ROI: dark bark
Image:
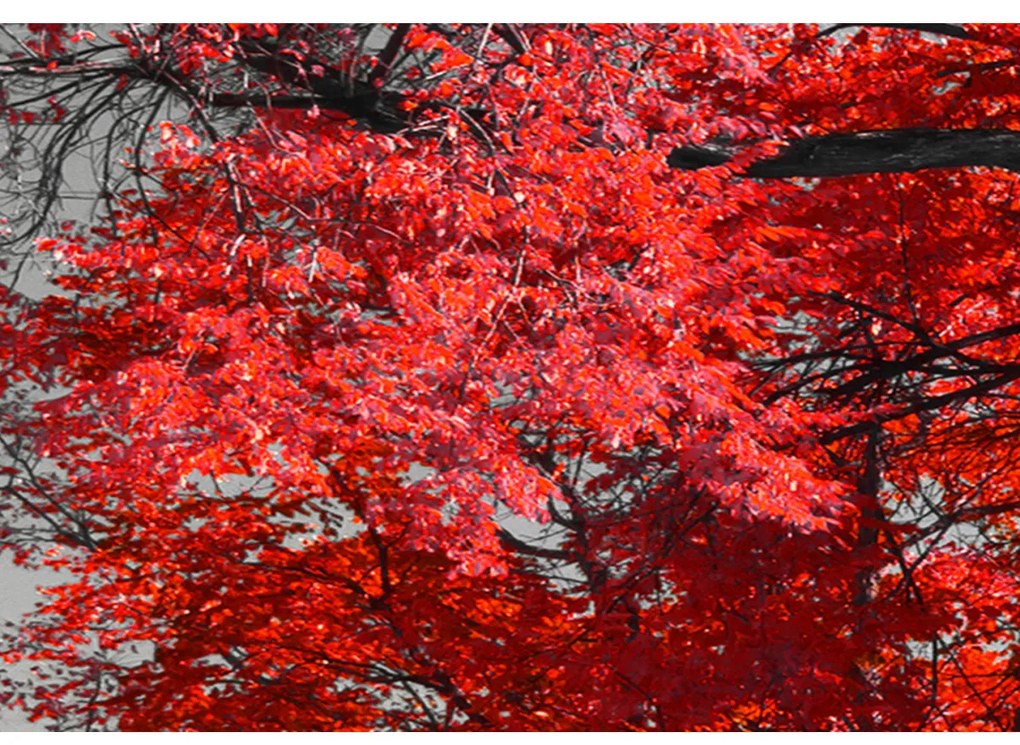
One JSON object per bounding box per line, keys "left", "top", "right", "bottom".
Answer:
{"left": 367, "top": 23, "right": 412, "bottom": 88}
{"left": 668, "top": 128, "right": 1020, "bottom": 178}
{"left": 492, "top": 24, "right": 530, "bottom": 55}
{"left": 818, "top": 24, "right": 972, "bottom": 41}
{"left": 820, "top": 366, "right": 1020, "bottom": 444}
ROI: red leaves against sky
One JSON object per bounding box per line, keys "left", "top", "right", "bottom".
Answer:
{"left": 3, "top": 23, "right": 1020, "bottom": 731}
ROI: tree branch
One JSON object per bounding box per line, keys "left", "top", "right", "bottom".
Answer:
{"left": 668, "top": 128, "right": 1020, "bottom": 178}
{"left": 818, "top": 24, "right": 972, "bottom": 41}
{"left": 820, "top": 367, "right": 1020, "bottom": 443}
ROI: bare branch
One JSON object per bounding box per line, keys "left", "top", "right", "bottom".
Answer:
{"left": 669, "top": 129, "right": 1020, "bottom": 178}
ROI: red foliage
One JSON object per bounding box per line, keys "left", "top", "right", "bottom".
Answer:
{"left": 2, "top": 23, "right": 1020, "bottom": 731}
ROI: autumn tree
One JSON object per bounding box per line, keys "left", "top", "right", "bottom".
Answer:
{"left": 2, "top": 22, "right": 1020, "bottom": 731}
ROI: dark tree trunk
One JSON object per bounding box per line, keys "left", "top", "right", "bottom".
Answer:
{"left": 668, "top": 128, "right": 1020, "bottom": 178}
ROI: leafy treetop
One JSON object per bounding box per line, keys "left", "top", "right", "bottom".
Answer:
{"left": 1, "top": 23, "right": 1020, "bottom": 731}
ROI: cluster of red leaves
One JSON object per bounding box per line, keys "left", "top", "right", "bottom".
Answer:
{"left": 3, "top": 23, "right": 1020, "bottom": 731}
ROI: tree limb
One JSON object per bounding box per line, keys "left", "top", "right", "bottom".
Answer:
{"left": 820, "top": 367, "right": 1020, "bottom": 443}
{"left": 818, "top": 24, "right": 972, "bottom": 41}
{"left": 668, "top": 128, "right": 1020, "bottom": 178}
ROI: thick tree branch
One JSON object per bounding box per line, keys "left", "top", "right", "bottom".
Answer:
{"left": 668, "top": 128, "right": 1020, "bottom": 178}
{"left": 820, "top": 367, "right": 1020, "bottom": 443}
{"left": 367, "top": 24, "right": 412, "bottom": 88}
{"left": 492, "top": 24, "right": 530, "bottom": 55}
{"left": 819, "top": 24, "right": 972, "bottom": 41}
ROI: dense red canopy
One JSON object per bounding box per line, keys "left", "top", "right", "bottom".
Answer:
{"left": 2, "top": 23, "right": 1020, "bottom": 730}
